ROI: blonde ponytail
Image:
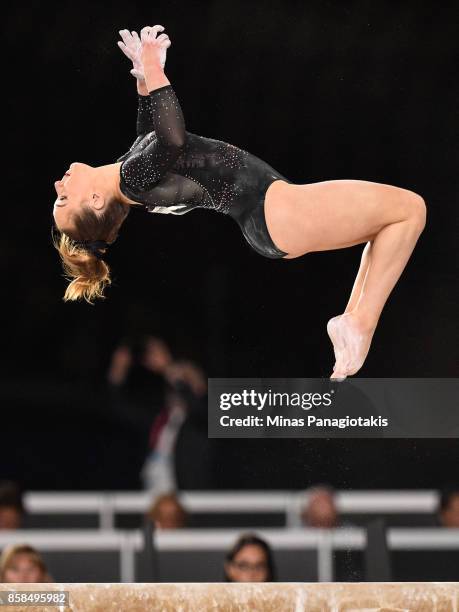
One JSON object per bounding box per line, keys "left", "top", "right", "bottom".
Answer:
{"left": 54, "top": 233, "right": 111, "bottom": 304}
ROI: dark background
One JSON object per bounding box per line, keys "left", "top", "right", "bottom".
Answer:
{"left": 2, "top": 1, "right": 458, "bottom": 490}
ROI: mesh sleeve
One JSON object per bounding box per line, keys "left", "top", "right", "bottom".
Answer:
{"left": 136, "top": 93, "right": 155, "bottom": 136}
{"left": 116, "top": 93, "right": 157, "bottom": 162}
{"left": 119, "top": 84, "right": 187, "bottom": 191}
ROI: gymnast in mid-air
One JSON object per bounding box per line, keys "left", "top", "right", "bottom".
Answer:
{"left": 52, "top": 25, "right": 426, "bottom": 380}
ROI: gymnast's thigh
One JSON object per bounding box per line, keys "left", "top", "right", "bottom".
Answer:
{"left": 264, "top": 178, "right": 414, "bottom": 255}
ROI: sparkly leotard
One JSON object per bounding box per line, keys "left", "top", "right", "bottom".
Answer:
{"left": 117, "top": 84, "right": 291, "bottom": 258}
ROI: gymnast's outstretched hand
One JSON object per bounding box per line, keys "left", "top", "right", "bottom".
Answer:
{"left": 140, "top": 26, "right": 171, "bottom": 72}
{"left": 117, "top": 25, "right": 170, "bottom": 80}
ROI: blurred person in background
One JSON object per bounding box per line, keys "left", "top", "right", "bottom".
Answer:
{"left": 0, "top": 481, "right": 24, "bottom": 531}
{"left": 138, "top": 344, "right": 193, "bottom": 493}
{"left": 140, "top": 383, "right": 187, "bottom": 494}
{"left": 224, "top": 533, "right": 275, "bottom": 582}
{"left": 106, "top": 334, "right": 171, "bottom": 487}
{"left": 107, "top": 334, "right": 171, "bottom": 409}
{"left": 146, "top": 493, "right": 188, "bottom": 529}
{"left": 0, "top": 545, "right": 52, "bottom": 582}
{"left": 171, "top": 361, "right": 214, "bottom": 491}
{"left": 438, "top": 487, "right": 459, "bottom": 527}
{"left": 301, "top": 485, "right": 362, "bottom": 581}
{"left": 141, "top": 357, "right": 212, "bottom": 493}
{"left": 301, "top": 485, "right": 340, "bottom": 528}
{"left": 108, "top": 333, "right": 214, "bottom": 491}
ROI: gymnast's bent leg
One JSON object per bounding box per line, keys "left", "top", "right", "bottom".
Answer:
{"left": 327, "top": 240, "right": 372, "bottom": 374}
{"left": 264, "top": 179, "right": 427, "bottom": 379}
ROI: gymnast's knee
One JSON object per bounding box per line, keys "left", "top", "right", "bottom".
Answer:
{"left": 407, "top": 191, "right": 427, "bottom": 232}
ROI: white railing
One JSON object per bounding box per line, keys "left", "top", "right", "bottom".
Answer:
{"left": 23, "top": 490, "right": 440, "bottom": 530}
{"left": 1, "top": 527, "right": 458, "bottom": 583}
{"left": 0, "top": 530, "right": 136, "bottom": 582}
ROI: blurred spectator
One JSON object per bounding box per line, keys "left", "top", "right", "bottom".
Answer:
{"left": 106, "top": 335, "right": 171, "bottom": 488}
{"left": 301, "top": 485, "right": 339, "bottom": 528}
{"left": 438, "top": 487, "right": 459, "bottom": 527}
{"left": 141, "top": 337, "right": 175, "bottom": 376}
{"left": 141, "top": 358, "right": 212, "bottom": 493}
{"left": 139, "top": 357, "right": 191, "bottom": 494}
{"left": 170, "top": 361, "right": 215, "bottom": 491}
{"left": 0, "top": 545, "right": 51, "bottom": 582}
{"left": 107, "top": 335, "right": 171, "bottom": 405}
{"left": 224, "top": 533, "right": 275, "bottom": 582}
{"left": 147, "top": 493, "right": 188, "bottom": 529}
{"left": 108, "top": 336, "right": 174, "bottom": 388}
{"left": 140, "top": 387, "right": 187, "bottom": 494}
{"left": 107, "top": 333, "right": 214, "bottom": 491}
{"left": 301, "top": 486, "right": 362, "bottom": 581}
{"left": 0, "top": 481, "right": 24, "bottom": 530}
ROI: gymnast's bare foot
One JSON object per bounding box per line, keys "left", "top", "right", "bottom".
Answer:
{"left": 327, "top": 312, "right": 376, "bottom": 380}
{"left": 327, "top": 315, "right": 347, "bottom": 380}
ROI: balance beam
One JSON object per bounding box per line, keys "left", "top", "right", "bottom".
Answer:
{"left": 1, "top": 582, "right": 459, "bottom": 611}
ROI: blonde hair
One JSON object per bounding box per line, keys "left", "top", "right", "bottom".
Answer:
{"left": 54, "top": 233, "right": 111, "bottom": 304}
{"left": 52, "top": 198, "right": 129, "bottom": 304}
{"left": 0, "top": 544, "right": 49, "bottom": 582}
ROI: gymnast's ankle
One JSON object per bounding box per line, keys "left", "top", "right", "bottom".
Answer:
{"left": 344, "top": 309, "right": 378, "bottom": 334}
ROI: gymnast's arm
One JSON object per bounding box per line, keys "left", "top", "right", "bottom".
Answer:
{"left": 135, "top": 77, "right": 156, "bottom": 136}
{"left": 120, "top": 61, "right": 186, "bottom": 191}
{"left": 116, "top": 79, "right": 155, "bottom": 163}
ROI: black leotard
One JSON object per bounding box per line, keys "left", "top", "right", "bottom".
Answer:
{"left": 117, "top": 84, "right": 290, "bottom": 258}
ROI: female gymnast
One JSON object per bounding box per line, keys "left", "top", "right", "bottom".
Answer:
{"left": 52, "top": 25, "right": 426, "bottom": 380}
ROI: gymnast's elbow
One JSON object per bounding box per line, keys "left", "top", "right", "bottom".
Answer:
{"left": 157, "top": 133, "right": 186, "bottom": 155}
{"left": 170, "top": 131, "right": 187, "bottom": 150}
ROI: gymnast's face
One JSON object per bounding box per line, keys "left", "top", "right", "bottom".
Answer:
{"left": 53, "top": 162, "right": 100, "bottom": 232}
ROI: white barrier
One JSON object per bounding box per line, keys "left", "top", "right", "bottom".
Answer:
{"left": 23, "top": 490, "right": 440, "bottom": 530}
{"left": 1, "top": 527, "right": 458, "bottom": 583}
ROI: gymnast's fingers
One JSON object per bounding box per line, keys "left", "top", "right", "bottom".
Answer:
{"left": 140, "top": 26, "right": 151, "bottom": 42}
{"left": 150, "top": 24, "right": 165, "bottom": 37}
{"left": 156, "top": 33, "right": 170, "bottom": 44}
{"left": 118, "top": 29, "right": 133, "bottom": 46}
{"left": 117, "top": 40, "right": 132, "bottom": 60}
{"left": 146, "top": 25, "right": 165, "bottom": 42}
